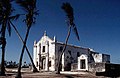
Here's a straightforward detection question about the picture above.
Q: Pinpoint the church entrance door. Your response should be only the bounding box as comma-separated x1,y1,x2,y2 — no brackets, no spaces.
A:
41,58,46,70
80,59,86,69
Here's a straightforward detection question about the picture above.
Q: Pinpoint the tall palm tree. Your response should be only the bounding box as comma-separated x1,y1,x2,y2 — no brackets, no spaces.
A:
15,0,38,78
10,21,38,72
56,2,80,74
0,0,20,76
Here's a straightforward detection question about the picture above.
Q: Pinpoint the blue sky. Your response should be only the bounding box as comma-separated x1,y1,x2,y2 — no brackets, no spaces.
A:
1,0,120,64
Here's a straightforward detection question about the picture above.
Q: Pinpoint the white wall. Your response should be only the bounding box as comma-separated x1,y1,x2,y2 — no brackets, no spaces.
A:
33,34,110,71
33,34,56,71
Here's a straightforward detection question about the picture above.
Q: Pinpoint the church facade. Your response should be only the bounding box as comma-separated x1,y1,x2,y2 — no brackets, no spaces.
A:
33,32,110,72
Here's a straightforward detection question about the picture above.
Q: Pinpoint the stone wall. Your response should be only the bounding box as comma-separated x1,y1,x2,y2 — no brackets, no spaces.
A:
89,63,106,72
71,63,78,71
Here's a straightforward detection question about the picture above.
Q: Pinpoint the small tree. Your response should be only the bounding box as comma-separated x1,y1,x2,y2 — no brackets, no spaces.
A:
56,2,80,74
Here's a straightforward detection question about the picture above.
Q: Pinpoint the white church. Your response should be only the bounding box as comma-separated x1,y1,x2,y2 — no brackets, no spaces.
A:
33,32,110,72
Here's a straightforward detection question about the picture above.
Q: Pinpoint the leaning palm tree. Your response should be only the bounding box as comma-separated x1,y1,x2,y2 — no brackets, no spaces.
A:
15,0,38,78
0,0,20,76
56,2,80,74
10,21,38,72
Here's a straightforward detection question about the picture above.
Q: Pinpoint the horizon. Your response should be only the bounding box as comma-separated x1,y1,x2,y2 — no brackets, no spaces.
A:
0,0,120,64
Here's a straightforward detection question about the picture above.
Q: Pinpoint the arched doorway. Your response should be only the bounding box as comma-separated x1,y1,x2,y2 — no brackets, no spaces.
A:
78,54,88,71
80,59,86,69
41,57,46,70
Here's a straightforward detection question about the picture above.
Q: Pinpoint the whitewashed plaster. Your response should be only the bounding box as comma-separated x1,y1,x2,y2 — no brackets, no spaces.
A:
33,32,110,71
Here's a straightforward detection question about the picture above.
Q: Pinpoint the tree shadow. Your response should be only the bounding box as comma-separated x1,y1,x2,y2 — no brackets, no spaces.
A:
65,75,74,78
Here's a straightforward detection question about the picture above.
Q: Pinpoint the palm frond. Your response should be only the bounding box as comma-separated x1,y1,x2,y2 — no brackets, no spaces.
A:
0,2,3,14
72,23,80,41
9,14,20,21
16,0,36,12
0,0,15,37
16,0,29,12
16,0,38,27
0,0,13,15
61,2,74,25
62,2,80,41
0,17,3,24
7,21,11,36
34,10,39,15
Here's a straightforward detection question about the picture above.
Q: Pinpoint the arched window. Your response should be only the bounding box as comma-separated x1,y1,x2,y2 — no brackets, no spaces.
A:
42,46,45,52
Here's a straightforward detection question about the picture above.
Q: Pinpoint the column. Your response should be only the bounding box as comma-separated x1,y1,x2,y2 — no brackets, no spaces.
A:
62,53,64,71
45,56,48,71
39,43,41,70
33,41,37,66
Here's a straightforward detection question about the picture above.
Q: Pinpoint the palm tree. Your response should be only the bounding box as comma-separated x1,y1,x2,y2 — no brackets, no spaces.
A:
56,2,80,74
9,21,38,72
15,0,38,78
0,0,20,76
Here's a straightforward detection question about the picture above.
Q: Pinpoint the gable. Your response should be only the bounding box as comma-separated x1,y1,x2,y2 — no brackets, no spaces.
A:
37,35,53,45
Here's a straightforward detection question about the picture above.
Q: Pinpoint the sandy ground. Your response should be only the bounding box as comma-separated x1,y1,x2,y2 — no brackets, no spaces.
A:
0,68,118,78
0,71,107,78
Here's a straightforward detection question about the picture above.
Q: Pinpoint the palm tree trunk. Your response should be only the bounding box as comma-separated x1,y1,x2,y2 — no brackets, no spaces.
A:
15,26,31,78
10,21,38,72
0,22,6,76
56,26,71,74
0,38,6,76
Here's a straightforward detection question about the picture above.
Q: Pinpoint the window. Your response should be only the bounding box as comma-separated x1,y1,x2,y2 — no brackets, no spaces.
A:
68,50,71,55
42,46,45,52
77,52,80,57
48,61,51,67
36,61,38,67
